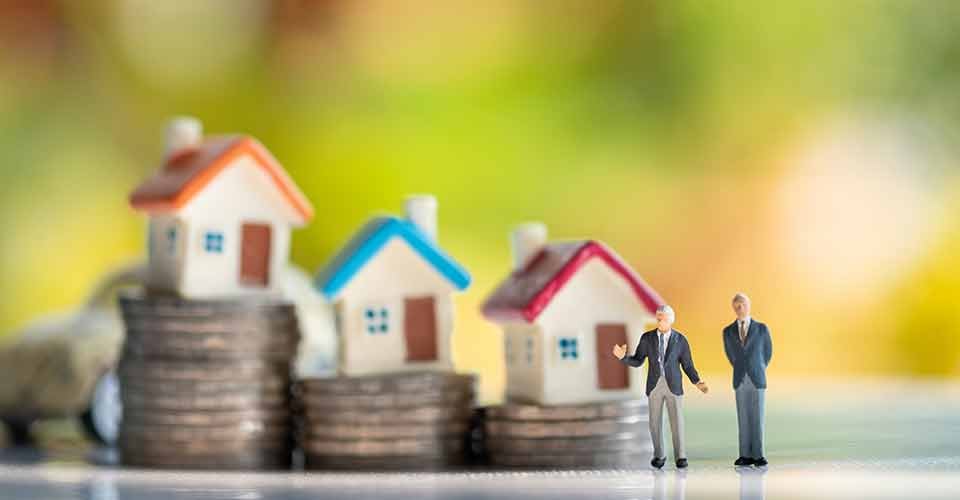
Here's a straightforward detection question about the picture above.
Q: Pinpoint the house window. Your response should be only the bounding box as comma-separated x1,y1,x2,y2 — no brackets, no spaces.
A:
204,231,224,253
166,227,177,255
558,337,579,360
363,306,390,335
525,337,534,365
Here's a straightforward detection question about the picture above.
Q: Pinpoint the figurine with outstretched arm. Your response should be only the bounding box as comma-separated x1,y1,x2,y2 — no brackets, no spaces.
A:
723,292,772,468
612,304,708,469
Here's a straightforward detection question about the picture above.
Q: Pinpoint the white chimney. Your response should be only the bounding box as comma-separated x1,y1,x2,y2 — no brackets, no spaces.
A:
165,116,203,158
511,222,547,271
405,195,438,242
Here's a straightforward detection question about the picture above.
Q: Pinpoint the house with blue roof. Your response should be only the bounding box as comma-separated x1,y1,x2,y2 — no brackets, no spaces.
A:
315,195,471,376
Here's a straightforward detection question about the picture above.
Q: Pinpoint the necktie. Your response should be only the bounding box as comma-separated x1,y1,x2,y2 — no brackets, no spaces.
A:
739,321,747,346
659,332,666,368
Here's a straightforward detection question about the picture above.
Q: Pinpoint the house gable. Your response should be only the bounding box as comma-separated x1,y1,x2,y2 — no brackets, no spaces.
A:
316,217,471,301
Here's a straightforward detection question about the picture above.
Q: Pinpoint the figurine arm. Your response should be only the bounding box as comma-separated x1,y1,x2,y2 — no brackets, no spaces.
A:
621,340,646,368
680,338,702,384
763,327,773,366
722,329,736,366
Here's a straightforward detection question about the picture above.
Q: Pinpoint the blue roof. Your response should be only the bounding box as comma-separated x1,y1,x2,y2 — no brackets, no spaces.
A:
315,216,471,300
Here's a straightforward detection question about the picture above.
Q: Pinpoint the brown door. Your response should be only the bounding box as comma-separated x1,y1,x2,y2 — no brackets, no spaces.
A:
239,223,271,287
596,323,629,390
404,296,438,362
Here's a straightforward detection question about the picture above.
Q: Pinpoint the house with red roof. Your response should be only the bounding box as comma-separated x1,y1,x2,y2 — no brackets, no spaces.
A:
129,117,314,298
481,223,664,405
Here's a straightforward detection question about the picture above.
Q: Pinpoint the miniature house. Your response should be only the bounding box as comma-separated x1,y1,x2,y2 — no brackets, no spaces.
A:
481,223,664,405
314,196,470,376
129,117,314,298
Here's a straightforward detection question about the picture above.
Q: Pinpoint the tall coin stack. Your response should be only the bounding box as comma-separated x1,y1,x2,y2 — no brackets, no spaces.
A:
483,399,652,469
117,291,300,470
296,371,476,471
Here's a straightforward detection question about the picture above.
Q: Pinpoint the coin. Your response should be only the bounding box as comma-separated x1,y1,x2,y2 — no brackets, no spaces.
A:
121,390,288,411
121,408,291,427
301,437,464,457
484,415,647,439
486,399,648,421
299,387,473,411
301,420,468,440
121,421,290,442
119,374,289,396
304,453,465,471
488,450,649,469
122,344,298,362
486,432,651,454
119,290,296,313
118,358,290,381
297,372,475,396
300,404,474,426
122,451,292,471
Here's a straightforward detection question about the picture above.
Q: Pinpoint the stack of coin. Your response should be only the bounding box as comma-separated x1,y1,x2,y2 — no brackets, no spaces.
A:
116,290,299,470
296,371,476,471
484,399,652,469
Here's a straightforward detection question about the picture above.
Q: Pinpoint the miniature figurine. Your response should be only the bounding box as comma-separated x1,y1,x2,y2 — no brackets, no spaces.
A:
613,304,708,469
723,292,772,468
314,195,471,376
482,223,666,405
129,116,314,298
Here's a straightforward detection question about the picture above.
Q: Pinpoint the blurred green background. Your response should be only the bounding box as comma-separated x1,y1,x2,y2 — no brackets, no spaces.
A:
1,0,959,403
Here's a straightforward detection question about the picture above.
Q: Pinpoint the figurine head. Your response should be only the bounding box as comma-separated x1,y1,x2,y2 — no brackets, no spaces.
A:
732,292,751,320
655,304,675,332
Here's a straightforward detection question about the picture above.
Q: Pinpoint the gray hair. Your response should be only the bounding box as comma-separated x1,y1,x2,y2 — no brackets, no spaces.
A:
732,292,750,304
655,304,675,322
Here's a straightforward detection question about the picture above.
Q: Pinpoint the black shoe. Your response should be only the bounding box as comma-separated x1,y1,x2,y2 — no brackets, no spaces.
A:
753,457,768,467
650,457,666,469
734,457,754,466
676,458,688,469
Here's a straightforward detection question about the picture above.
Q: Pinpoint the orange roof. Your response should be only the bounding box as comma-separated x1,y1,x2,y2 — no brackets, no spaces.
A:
129,135,314,223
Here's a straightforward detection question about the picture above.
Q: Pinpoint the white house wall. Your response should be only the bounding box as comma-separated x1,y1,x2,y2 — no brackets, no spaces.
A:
146,214,184,292
501,322,544,403
166,155,297,298
533,258,654,405
336,237,457,376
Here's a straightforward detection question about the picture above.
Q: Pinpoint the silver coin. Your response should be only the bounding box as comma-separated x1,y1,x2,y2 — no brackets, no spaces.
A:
300,420,468,440
297,372,475,396
300,404,474,426
124,328,300,349
119,289,295,310
302,437,464,457
486,399,648,421
484,415,647,439
299,388,473,411
121,408,290,427
486,432,651,454
120,436,291,455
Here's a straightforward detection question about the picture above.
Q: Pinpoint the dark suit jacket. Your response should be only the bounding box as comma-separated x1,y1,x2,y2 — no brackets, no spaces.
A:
723,319,772,389
620,329,701,396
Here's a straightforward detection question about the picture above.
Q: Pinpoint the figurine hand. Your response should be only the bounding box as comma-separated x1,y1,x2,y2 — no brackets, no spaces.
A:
612,344,627,360
696,381,709,394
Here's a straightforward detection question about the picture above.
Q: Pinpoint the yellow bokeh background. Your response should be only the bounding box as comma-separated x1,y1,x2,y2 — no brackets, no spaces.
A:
1,1,959,404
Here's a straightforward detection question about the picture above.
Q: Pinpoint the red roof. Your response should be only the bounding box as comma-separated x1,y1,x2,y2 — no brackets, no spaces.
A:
129,135,314,223
481,240,664,323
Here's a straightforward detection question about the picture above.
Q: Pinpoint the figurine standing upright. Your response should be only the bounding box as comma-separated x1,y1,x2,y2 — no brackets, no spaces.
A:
612,304,708,469
723,293,772,468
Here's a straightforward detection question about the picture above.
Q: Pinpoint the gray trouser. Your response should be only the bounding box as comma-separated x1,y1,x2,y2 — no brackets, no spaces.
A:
735,376,765,458
648,376,685,460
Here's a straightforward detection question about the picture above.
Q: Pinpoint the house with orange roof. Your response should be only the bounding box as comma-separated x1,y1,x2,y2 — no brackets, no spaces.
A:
129,117,314,298
481,223,664,405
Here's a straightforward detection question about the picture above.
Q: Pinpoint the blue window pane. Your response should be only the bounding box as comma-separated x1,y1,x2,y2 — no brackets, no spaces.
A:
380,324,388,332
365,309,375,319
368,325,376,333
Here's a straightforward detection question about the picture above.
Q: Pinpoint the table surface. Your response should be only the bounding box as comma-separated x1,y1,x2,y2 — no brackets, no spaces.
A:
1,378,959,500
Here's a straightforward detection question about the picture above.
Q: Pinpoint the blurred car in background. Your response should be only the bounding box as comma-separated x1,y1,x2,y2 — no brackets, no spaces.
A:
0,262,337,447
